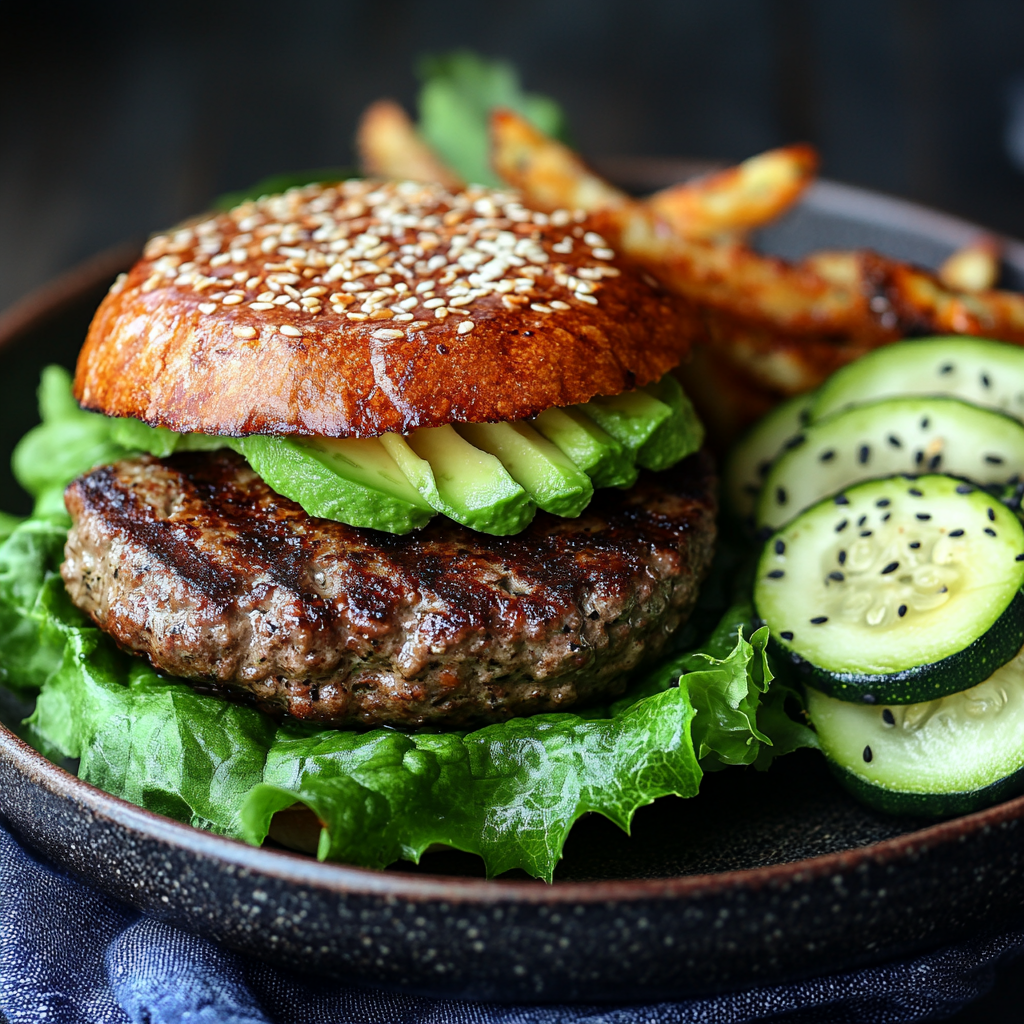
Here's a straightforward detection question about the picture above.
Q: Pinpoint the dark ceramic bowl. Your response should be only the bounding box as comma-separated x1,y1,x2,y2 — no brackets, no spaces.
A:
1,175,1024,1003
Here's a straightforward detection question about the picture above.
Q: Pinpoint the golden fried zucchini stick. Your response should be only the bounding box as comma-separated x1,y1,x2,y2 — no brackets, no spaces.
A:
490,108,629,213
492,110,874,336
356,99,464,190
491,108,1024,349
647,144,819,239
938,237,1001,293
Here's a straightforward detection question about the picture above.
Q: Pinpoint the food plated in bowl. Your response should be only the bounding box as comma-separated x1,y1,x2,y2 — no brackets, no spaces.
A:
4,54,1024,998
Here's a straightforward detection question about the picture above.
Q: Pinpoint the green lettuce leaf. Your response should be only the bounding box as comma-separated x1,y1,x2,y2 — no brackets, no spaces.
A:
13,367,237,521
13,367,131,519
417,51,568,187
0,519,71,694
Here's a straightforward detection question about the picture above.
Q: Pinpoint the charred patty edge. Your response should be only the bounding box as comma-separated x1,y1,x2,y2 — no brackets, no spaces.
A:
61,450,716,728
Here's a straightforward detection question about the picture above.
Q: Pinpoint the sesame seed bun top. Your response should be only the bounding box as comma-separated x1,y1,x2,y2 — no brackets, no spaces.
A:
74,180,698,438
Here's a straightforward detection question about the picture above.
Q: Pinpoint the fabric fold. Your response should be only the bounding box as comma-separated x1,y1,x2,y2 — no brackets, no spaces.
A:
0,814,1018,1024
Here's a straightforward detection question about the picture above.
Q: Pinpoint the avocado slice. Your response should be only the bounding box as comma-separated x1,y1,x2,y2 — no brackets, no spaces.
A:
636,374,705,470
456,420,593,517
239,435,434,534
381,426,535,535
532,406,638,490
577,389,672,455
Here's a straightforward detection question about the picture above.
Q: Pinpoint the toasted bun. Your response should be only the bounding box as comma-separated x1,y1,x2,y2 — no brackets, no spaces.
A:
74,180,698,437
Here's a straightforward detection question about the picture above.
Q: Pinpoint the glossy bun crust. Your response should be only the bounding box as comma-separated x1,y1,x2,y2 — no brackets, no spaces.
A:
75,180,698,438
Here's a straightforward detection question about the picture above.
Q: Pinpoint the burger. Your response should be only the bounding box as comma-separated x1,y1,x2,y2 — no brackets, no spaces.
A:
3,178,784,879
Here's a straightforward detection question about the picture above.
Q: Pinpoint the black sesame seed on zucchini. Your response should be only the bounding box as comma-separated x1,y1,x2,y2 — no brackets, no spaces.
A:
754,475,1024,704
723,393,812,522
811,335,1024,424
806,642,1024,817
756,396,1024,530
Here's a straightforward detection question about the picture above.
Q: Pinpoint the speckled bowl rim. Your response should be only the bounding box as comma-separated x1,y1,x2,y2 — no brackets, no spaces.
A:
3,176,1024,909
6,715,1024,904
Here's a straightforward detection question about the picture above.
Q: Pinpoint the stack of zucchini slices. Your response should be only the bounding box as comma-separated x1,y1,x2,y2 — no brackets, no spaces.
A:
727,336,1024,816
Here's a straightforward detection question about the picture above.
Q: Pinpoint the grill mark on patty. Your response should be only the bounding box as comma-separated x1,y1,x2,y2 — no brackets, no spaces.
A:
74,465,245,607
62,450,716,728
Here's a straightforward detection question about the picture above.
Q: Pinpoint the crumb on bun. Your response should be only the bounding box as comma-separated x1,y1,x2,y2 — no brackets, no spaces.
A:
74,180,698,437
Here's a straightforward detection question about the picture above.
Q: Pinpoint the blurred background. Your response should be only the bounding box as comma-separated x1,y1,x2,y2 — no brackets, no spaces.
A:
3,0,1024,315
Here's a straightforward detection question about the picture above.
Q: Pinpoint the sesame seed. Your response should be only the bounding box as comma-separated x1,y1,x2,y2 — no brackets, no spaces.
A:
145,180,624,332
457,321,475,334
410,320,430,329
198,302,217,315
232,325,257,339
393,313,414,322
347,312,369,321
279,325,302,337
249,302,275,311
530,303,553,313
372,328,405,340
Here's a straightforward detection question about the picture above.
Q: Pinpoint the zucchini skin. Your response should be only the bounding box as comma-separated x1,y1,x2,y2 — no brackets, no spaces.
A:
828,760,1024,818
767,588,1024,705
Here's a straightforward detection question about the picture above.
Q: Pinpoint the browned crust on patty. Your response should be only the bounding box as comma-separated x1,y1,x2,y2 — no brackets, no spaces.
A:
74,180,699,438
61,451,716,728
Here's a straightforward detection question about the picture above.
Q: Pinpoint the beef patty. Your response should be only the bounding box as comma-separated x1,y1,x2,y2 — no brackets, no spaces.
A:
61,450,716,728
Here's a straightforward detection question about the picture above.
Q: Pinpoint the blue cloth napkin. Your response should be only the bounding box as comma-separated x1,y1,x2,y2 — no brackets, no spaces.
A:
0,818,1019,1024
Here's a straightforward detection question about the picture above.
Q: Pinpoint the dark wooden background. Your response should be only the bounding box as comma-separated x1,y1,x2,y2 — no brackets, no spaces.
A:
2,0,1024,315
1,1,1024,1017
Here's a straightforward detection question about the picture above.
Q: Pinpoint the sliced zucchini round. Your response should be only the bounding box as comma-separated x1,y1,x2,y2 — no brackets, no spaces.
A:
807,643,1024,817
811,335,1024,424
754,474,1024,703
756,396,1024,530
724,393,812,522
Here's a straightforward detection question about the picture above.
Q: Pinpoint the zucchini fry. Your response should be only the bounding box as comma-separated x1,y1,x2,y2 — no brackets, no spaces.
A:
647,144,819,239
490,107,628,213
356,99,464,190
938,237,1001,293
